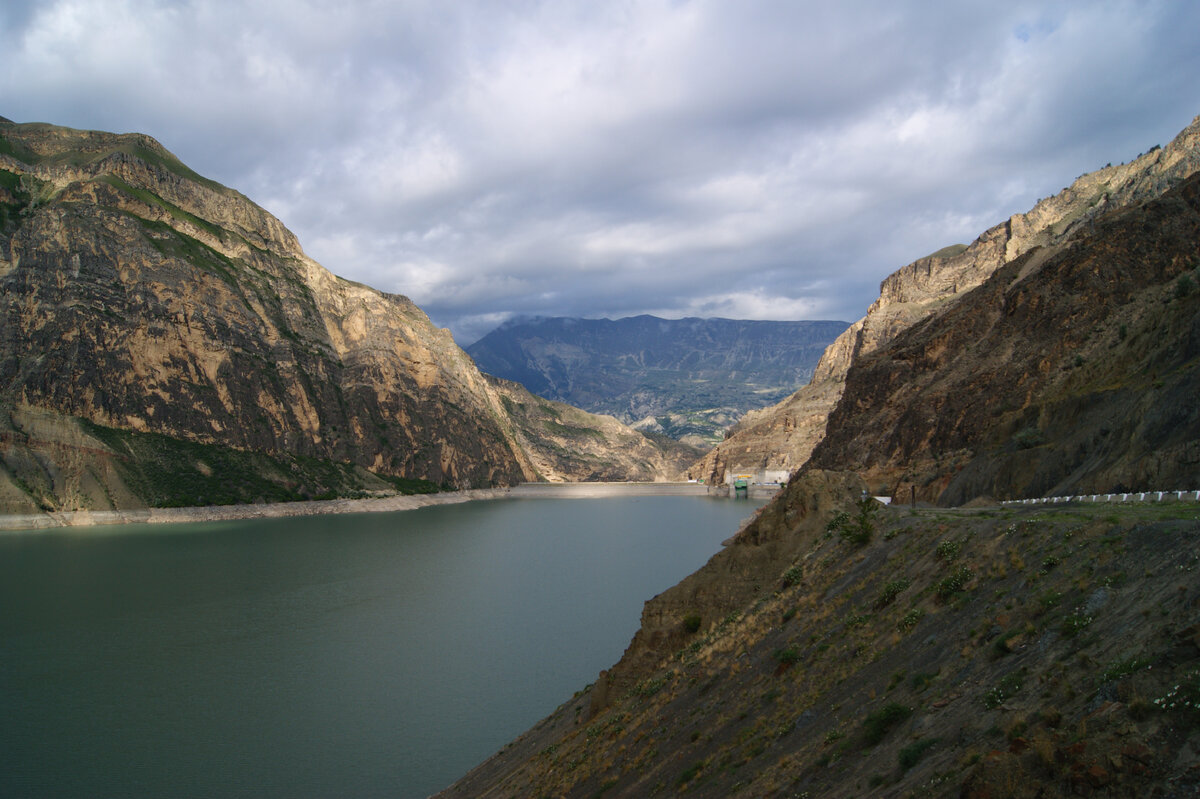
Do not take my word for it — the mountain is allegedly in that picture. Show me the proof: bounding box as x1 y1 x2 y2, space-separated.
0 118 684 512
690 115 1200 485
466 315 849 447
808 171 1200 503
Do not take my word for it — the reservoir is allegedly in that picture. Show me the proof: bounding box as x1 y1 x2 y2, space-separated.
0 493 765 798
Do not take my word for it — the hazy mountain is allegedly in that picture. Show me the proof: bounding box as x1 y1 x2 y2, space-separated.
466 315 849 447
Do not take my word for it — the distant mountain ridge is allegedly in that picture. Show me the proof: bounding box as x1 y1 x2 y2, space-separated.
466 315 849 447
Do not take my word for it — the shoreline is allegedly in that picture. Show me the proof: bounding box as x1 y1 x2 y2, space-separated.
0 482 718 532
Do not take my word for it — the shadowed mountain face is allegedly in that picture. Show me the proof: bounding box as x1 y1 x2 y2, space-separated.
808 171 1200 504
0 120 686 512
466 315 849 447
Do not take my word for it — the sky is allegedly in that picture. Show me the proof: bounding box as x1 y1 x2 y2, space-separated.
3 1 1200 345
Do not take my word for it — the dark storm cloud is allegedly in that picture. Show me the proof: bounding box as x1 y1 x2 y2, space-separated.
4 1 1200 343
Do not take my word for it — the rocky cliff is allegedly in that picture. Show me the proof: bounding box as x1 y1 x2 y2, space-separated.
467 316 848 448
0 119 682 512
808 170 1200 504
691 115 1200 486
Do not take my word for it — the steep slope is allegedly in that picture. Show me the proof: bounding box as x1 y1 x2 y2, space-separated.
485 375 703 482
807 171 1200 504
0 118 535 495
439 473 1200 798
0 119 684 513
467 316 848 447
691 115 1200 485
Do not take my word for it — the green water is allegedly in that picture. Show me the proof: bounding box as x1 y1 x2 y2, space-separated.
0 495 763 798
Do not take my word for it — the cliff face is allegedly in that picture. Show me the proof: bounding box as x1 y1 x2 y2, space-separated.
691 115 1200 485
808 171 1200 503
0 120 533 491
0 120 682 511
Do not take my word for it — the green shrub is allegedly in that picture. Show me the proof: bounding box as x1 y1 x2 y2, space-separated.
1061 612 1093 638
898 738 938 771
983 670 1026 709
838 497 879 547
935 566 974 602
1176 274 1195 299
875 577 912 608
773 646 801 666
825 510 851 535
935 539 961 562
862 703 912 746
1013 426 1045 449
683 614 702 634
898 607 925 632
782 564 804 587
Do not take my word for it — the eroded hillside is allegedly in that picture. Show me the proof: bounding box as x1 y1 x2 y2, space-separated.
439 472 1200 798
809 173 1200 504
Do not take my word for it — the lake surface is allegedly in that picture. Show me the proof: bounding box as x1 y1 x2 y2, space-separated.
0 494 764 798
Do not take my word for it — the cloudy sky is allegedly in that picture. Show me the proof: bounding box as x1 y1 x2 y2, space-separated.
3 1 1200 343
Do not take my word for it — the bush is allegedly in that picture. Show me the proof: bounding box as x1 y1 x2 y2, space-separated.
1176 274 1195 299
898 607 925 632
838 497 879 547
825 510 851 536
774 646 801 666
898 738 938 771
935 539 961 562
781 564 804 587
683 614 702 634
875 577 912 609
935 566 974 602
862 703 912 746
1013 426 1045 449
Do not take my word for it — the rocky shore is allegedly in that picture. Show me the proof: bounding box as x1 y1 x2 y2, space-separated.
0 482 713 532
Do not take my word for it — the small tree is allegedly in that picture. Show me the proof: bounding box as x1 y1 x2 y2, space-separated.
839 496 878 547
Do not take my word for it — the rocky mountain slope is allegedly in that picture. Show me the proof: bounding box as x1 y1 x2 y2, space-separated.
0 118 683 513
439 472 1200 798
466 316 848 448
485 375 702 482
690 115 1200 485
808 172 1200 504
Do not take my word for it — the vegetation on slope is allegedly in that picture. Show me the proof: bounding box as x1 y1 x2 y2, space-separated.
442 485 1200 798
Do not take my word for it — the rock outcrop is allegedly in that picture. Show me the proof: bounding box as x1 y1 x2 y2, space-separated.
691 115 1200 485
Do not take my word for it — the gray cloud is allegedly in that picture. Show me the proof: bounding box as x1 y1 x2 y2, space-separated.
4 0 1200 343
